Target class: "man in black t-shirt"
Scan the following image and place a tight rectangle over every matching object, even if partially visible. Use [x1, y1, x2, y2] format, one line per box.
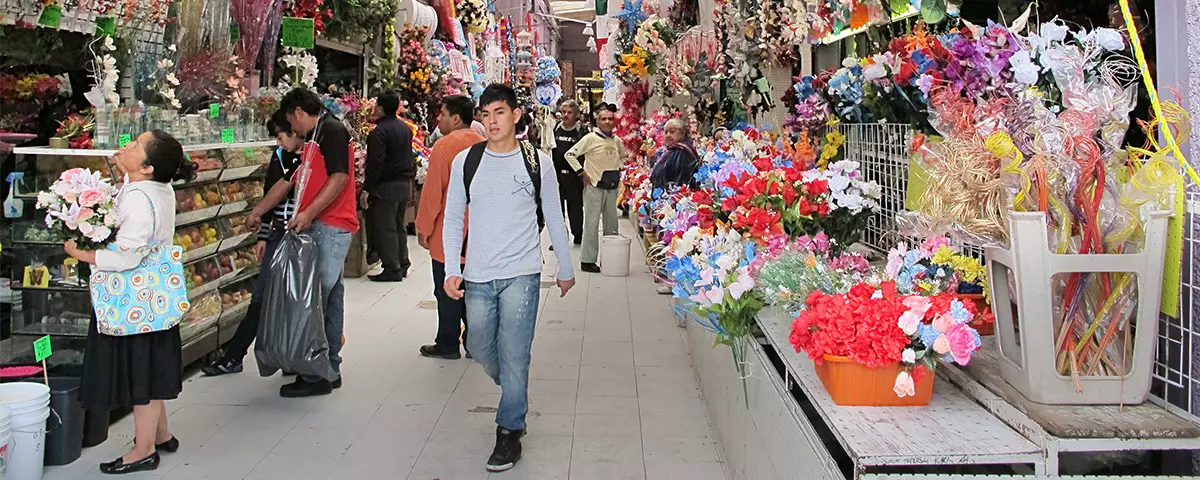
[202, 110, 304, 376]
[552, 100, 588, 244]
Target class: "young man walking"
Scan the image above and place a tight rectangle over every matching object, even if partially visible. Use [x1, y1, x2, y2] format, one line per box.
[271, 88, 359, 397]
[552, 100, 588, 245]
[565, 103, 625, 273]
[442, 84, 576, 472]
[415, 95, 484, 360]
[362, 90, 415, 282]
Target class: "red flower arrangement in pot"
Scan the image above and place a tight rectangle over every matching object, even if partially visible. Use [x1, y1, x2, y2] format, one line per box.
[789, 281, 984, 406]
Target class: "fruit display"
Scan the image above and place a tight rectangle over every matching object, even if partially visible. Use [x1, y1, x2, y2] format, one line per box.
[221, 282, 254, 310]
[185, 290, 222, 323]
[188, 150, 224, 174]
[221, 214, 252, 236]
[176, 184, 222, 213]
[175, 222, 219, 253]
[220, 180, 264, 203]
[223, 147, 272, 168]
[183, 257, 221, 293]
[217, 246, 258, 279]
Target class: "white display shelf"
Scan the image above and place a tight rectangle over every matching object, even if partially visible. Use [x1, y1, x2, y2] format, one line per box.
[12, 140, 274, 157]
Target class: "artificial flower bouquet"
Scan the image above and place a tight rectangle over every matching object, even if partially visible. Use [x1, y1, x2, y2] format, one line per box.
[36, 168, 119, 249]
[751, 232, 871, 315]
[886, 237, 995, 333]
[789, 281, 985, 405]
[55, 113, 95, 149]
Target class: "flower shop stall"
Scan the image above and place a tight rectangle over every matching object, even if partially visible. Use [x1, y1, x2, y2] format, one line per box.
[635, 1, 1200, 476]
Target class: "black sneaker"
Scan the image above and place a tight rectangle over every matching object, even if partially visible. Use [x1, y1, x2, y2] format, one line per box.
[280, 377, 333, 398]
[486, 426, 524, 472]
[580, 263, 601, 273]
[332, 376, 342, 389]
[573, 237, 582, 245]
[202, 358, 243, 377]
[465, 347, 473, 359]
[419, 345, 462, 360]
[369, 270, 405, 282]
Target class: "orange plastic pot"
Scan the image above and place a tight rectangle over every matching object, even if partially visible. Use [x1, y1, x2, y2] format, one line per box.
[814, 355, 934, 406]
[957, 293, 994, 336]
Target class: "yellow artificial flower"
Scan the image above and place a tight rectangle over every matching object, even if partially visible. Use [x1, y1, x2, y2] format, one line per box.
[930, 246, 988, 290]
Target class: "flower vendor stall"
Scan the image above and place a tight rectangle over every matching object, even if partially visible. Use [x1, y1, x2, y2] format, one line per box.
[630, 0, 1200, 477]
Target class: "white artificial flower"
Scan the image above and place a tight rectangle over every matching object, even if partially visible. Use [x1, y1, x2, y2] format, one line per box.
[1009, 49, 1039, 85]
[1040, 22, 1068, 43]
[828, 175, 850, 192]
[1094, 28, 1124, 51]
[859, 181, 882, 199]
[833, 191, 864, 213]
[841, 56, 858, 68]
[902, 348, 917, 363]
[87, 225, 112, 242]
[165, 73, 179, 86]
[863, 63, 887, 81]
[103, 36, 116, 51]
[168, 44, 177, 52]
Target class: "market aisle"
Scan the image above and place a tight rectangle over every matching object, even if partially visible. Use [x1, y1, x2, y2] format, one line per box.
[44, 219, 727, 480]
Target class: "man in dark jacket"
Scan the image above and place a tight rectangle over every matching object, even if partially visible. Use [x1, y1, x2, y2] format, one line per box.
[362, 90, 415, 282]
[552, 100, 588, 244]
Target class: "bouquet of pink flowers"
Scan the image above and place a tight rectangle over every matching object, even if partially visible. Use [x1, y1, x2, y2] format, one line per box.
[36, 168, 119, 248]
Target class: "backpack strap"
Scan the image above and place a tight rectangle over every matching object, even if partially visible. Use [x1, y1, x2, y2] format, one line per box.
[462, 142, 488, 206]
[519, 141, 545, 231]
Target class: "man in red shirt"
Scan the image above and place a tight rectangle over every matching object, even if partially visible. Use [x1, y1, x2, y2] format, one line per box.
[261, 88, 359, 397]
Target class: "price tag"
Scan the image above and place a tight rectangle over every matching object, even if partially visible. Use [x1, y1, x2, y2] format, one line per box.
[230, 24, 240, 43]
[37, 5, 62, 28]
[33, 335, 52, 362]
[209, 103, 220, 119]
[94, 16, 116, 36]
[280, 17, 315, 49]
[221, 128, 235, 143]
[243, 148, 254, 157]
[755, 77, 770, 94]
[118, 134, 132, 147]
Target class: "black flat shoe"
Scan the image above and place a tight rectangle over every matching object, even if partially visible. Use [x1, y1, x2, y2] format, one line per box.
[419, 344, 462, 360]
[155, 436, 179, 453]
[100, 452, 160, 475]
[580, 263, 601, 273]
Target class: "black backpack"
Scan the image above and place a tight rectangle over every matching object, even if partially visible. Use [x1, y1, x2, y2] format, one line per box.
[463, 141, 545, 231]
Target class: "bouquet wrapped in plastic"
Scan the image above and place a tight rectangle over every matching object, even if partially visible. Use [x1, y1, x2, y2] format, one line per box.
[36, 168, 119, 249]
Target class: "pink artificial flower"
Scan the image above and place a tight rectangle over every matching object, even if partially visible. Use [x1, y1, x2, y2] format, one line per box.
[897, 310, 922, 335]
[933, 312, 953, 333]
[75, 207, 95, 225]
[902, 295, 932, 317]
[77, 189, 105, 207]
[933, 334, 951, 355]
[893, 371, 915, 397]
[59, 168, 86, 183]
[916, 74, 935, 96]
[812, 231, 830, 252]
[920, 236, 950, 256]
[945, 323, 980, 365]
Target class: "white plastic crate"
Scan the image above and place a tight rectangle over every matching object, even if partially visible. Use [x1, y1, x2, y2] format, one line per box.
[985, 210, 1171, 405]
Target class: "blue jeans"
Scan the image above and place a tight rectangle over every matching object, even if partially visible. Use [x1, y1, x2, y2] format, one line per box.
[303, 221, 353, 381]
[464, 274, 540, 431]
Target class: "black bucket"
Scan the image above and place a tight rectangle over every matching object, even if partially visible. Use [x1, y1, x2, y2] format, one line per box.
[44, 377, 85, 466]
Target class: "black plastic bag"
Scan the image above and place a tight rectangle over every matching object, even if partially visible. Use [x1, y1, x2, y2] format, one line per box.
[255, 230, 338, 380]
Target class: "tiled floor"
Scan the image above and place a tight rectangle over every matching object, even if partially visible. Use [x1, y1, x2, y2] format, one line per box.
[45, 220, 728, 480]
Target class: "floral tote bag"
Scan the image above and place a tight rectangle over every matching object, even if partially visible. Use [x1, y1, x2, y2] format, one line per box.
[89, 190, 190, 336]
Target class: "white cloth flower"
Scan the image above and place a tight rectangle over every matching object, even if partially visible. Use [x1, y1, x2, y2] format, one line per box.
[1094, 28, 1124, 51]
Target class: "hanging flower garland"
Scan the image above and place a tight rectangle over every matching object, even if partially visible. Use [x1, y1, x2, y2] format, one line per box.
[456, 0, 488, 34]
[372, 23, 398, 90]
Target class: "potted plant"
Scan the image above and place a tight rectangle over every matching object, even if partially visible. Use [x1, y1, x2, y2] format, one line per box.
[53, 113, 95, 149]
[790, 282, 984, 406]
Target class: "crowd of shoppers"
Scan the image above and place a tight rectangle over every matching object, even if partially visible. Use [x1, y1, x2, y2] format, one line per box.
[76, 83, 658, 475]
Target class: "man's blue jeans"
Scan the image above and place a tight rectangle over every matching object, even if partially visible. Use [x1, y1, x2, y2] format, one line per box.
[464, 274, 540, 431]
[303, 221, 353, 381]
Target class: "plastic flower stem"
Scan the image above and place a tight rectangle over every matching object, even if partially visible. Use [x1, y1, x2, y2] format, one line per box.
[987, 132, 1031, 212]
[1072, 272, 1132, 362]
[1118, 0, 1199, 188]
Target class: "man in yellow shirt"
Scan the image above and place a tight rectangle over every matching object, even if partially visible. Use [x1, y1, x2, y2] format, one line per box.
[564, 103, 625, 273]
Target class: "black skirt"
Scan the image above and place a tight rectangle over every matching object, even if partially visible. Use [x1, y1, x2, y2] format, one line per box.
[81, 318, 183, 411]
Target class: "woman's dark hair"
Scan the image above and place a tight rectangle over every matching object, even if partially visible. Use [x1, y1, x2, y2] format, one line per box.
[144, 130, 195, 183]
[376, 90, 401, 117]
[442, 95, 475, 126]
[279, 88, 324, 116]
[479, 83, 519, 109]
[597, 103, 618, 113]
[267, 108, 294, 137]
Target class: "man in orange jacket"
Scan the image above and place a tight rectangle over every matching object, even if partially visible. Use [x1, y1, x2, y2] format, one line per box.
[415, 95, 484, 359]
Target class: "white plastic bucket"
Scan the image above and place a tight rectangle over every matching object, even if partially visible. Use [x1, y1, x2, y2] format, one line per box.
[0, 383, 50, 480]
[0, 404, 12, 479]
[599, 235, 632, 277]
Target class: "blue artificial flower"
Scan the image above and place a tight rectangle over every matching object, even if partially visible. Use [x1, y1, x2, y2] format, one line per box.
[949, 300, 971, 325]
[652, 188, 664, 200]
[743, 242, 757, 264]
[918, 323, 940, 349]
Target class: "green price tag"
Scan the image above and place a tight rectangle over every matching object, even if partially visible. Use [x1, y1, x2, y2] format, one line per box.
[280, 17, 315, 49]
[37, 5, 62, 28]
[243, 148, 254, 157]
[209, 103, 220, 119]
[118, 134, 132, 147]
[33, 335, 52, 362]
[755, 77, 771, 94]
[221, 128, 235, 143]
[230, 24, 240, 43]
[95, 16, 116, 36]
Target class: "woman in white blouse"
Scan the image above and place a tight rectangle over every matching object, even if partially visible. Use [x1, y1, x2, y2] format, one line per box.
[65, 130, 196, 475]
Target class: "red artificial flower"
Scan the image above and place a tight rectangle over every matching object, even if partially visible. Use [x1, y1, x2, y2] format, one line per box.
[803, 179, 829, 197]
